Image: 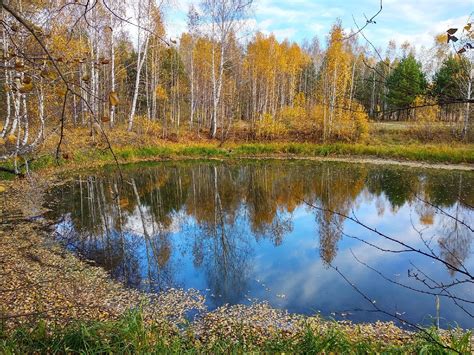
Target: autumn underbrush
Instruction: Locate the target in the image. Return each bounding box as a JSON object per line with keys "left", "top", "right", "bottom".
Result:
{"left": 39, "top": 124, "right": 474, "bottom": 166}
{"left": 1, "top": 309, "right": 472, "bottom": 354}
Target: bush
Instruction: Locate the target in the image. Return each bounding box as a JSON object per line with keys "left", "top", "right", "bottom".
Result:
{"left": 308, "top": 102, "right": 369, "bottom": 142}
{"left": 255, "top": 113, "right": 288, "bottom": 139}
{"left": 133, "top": 115, "right": 163, "bottom": 137}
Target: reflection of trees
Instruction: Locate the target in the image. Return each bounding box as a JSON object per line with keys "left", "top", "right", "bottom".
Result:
{"left": 310, "top": 164, "right": 367, "bottom": 264}
{"left": 365, "top": 168, "right": 419, "bottom": 211}
{"left": 187, "top": 165, "right": 251, "bottom": 305}
{"left": 48, "top": 161, "right": 473, "bottom": 292}
{"left": 437, "top": 174, "right": 473, "bottom": 276}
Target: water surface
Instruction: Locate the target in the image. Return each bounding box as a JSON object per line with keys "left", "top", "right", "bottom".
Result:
{"left": 47, "top": 160, "right": 474, "bottom": 328}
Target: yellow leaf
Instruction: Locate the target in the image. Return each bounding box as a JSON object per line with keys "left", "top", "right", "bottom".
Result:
{"left": 7, "top": 135, "right": 16, "bottom": 145}
{"left": 14, "top": 60, "right": 24, "bottom": 70}
{"left": 19, "top": 82, "right": 33, "bottom": 93}
{"left": 40, "top": 68, "right": 55, "bottom": 80}
{"left": 0, "top": 185, "right": 5, "bottom": 193}
{"left": 119, "top": 198, "right": 129, "bottom": 208}
{"left": 56, "top": 87, "right": 67, "bottom": 96}
{"left": 155, "top": 85, "right": 168, "bottom": 101}
{"left": 109, "top": 91, "right": 119, "bottom": 106}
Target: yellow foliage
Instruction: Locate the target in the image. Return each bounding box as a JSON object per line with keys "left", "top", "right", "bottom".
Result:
{"left": 155, "top": 85, "right": 168, "bottom": 101}
{"left": 55, "top": 86, "right": 67, "bottom": 96}
{"left": 119, "top": 198, "right": 129, "bottom": 208}
{"left": 134, "top": 115, "right": 162, "bottom": 137}
{"left": 352, "top": 105, "right": 369, "bottom": 142}
{"left": 420, "top": 213, "right": 434, "bottom": 225}
{"left": 40, "top": 68, "right": 55, "bottom": 80}
{"left": 7, "top": 135, "right": 16, "bottom": 145}
{"left": 109, "top": 92, "right": 119, "bottom": 106}
{"left": 256, "top": 113, "right": 288, "bottom": 139}
{"left": 414, "top": 96, "right": 439, "bottom": 123}
{"left": 279, "top": 105, "right": 307, "bottom": 130}
{"left": 413, "top": 96, "right": 440, "bottom": 140}
{"left": 309, "top": 101, "right": 369, "bottom": 142}
{"left": 314, "top": 22, "right": 370, "bottom": 142}
{"left": 19, "top": 82, "right": 34, "bottom": 93}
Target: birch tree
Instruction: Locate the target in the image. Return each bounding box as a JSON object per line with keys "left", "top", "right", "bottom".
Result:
{"left": 128, "top": 0, "right": 153, "bottom": 131}
{"left": 201, "top": 0, "right": 252, "bottom": 138}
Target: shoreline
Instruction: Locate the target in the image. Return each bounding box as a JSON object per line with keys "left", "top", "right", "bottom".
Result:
{"left": 116, "top": 154, "right": 474, "bottom": 171}
{"left": 1, "top": 140, "right": 473, "bottom": 180}
{"left": 16, "top": 149, "right": 473, "bottom": 181}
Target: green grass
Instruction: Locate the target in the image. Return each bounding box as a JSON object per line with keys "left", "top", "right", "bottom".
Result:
{"left": 0, "top": 142, "right": 472, "bottom": 179}
{"left": 1, "top": 311, "right": 471, "bottom": 354}
{"left": 110, "top": 142, "right": 473, "bottom": 164}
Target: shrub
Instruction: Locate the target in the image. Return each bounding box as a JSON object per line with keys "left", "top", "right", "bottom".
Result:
{"left": 134, "top": 115, "right": 163, "bottom": 137}
{"left": 255, "top": 113, "right": 288, "bottom": 139}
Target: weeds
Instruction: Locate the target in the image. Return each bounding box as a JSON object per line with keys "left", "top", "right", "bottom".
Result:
{"left": 1, "top": 310, "right": 471, "bottom": 354}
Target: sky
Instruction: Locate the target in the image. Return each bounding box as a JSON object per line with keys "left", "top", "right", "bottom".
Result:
{"left": 163, "top": 0, "right": 473, "bottom": 51}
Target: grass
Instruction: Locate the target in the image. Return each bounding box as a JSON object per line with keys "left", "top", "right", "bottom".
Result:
{"left": 1, "top": 140, "right": 472, "bottom": 179}
{"left": 74, "top": 142, "right": 474, "bottom": 165}
{"left": 1, "top": 311, "right": 471, "bottom": 354}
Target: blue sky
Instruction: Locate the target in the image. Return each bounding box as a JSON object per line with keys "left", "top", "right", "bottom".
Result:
{"left": 165, "top": 0, "right": 473, "bottom": 50}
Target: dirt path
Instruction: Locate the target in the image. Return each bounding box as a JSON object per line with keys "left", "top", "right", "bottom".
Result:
{"left": 245, "top": 155, "right": 474, "bottom": 171}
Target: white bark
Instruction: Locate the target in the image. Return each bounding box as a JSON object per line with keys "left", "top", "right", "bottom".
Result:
{"left": 462, "top": 68, "right": 472, "bottom": 139}
{"left": 32, "top": 83, "right": 45, "bottom": 146}
{"left": 110, "top": 14, "right": 116, "bottom": 128}
{"left": 128, "top": 1, "right": 151, "bottom": 131}
{"left": 128, "top": 36, "right": 149, "bottom": 131}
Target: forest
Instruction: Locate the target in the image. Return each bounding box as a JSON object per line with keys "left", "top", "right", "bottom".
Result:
{"left": 0, "top": 0, "right": 472, "bottom": 170}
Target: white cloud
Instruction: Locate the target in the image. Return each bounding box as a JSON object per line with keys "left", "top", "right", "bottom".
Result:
{"left": 161, "top": 0, "right": 473, "bottom": 51}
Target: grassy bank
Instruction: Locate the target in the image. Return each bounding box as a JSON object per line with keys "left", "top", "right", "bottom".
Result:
{"left": 18, "top": 142, "right": 472, "bottom": 176}
{"left": 1, "top": 310, "right": 471, "bottom": 354}
{"left": 0, "top": 141, "right": 469, "bottom": 180}
{"left": 1, "top": 124, "right": 473, "bottom": 179}
{"left": 70, "top": 142, "right": 474, "bottom": 164}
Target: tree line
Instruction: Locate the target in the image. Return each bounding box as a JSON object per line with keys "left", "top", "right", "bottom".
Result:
{"left": 0, "top": 0, "right": 472, "bottom": 163}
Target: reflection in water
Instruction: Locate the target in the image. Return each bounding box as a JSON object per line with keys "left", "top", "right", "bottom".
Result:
{"left": 48, "top": 161, "right": 474, "bottom": 328}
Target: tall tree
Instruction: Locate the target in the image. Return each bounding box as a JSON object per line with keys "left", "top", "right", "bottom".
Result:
{"left": 200, "top": 0, "right": 252, "bottom": 138}
{"left": 385, "top": 54, "right": 427, "bottom": 119}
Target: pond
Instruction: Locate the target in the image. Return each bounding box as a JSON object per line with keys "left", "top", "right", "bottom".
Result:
{"left": 46, "top": 160, "right": 474, "bottom": 329}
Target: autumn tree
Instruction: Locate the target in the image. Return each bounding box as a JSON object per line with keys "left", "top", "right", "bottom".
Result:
{"left": 315, "top": 22, "right": 369, "bottom": 141}
{"left": 200, "top": 0, "right": 252, "bottom": 138}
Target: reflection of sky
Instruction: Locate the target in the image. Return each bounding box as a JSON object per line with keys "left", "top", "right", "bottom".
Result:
{"left": 53, "top": 168, "right": 474, "bottom": 330}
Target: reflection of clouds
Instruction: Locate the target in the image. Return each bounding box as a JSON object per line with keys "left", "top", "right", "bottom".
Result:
{"left": 124, "top": 206, "right": 183, "bottom": 236}
{"left": 249, "top": 195, "right": 474, "bottom": 324}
